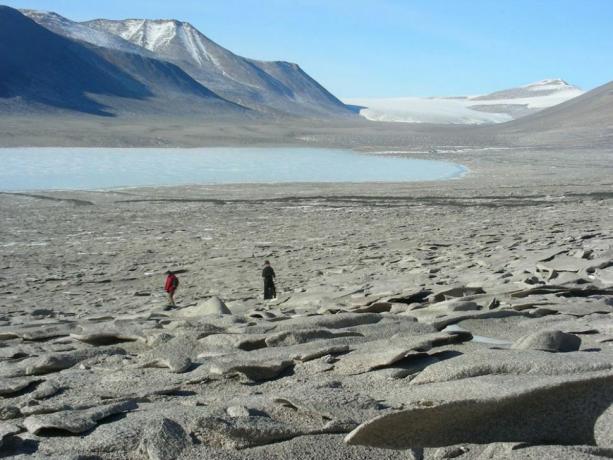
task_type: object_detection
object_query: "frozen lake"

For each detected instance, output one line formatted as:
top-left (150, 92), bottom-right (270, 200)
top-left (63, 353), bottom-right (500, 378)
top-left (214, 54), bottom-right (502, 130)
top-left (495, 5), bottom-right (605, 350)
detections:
top-left (0, 147), bottom-right (466, 191)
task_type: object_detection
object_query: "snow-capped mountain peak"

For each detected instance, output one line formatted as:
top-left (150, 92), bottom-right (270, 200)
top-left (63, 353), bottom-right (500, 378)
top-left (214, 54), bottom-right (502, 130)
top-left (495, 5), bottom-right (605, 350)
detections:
top-left (21, 9), bottom-right (155, 57)
top-left (83, 17), bottom-right (352, 116)
top-left (84, 19), bottom-right (221, 68)
top-left (18, 9), bottom-right (353, 118)
top-left (521, 78), bottom-right (577, 92)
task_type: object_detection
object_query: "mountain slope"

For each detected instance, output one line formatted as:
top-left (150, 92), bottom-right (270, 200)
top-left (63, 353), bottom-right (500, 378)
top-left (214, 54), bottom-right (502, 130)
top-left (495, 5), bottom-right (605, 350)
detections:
top-left (0, 7), bottom-right (247, 117)
top-left (495, 80), bottom-right (613, 146)
top-left (83, 18), bottom-right (353, 118)
top-left (345, 79), bottom-right (584, 125)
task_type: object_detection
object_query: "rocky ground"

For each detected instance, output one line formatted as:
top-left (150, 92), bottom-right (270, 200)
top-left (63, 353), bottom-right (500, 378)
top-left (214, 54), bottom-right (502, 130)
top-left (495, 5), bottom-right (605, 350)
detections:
top-left (0, 148), bottom-right (612, 459)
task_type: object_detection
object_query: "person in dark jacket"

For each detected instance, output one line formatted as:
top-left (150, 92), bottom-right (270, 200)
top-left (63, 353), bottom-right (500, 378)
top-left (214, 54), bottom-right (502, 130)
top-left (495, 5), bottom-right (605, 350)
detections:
top-left (164, 270), bottom-right (179, 307)
top-left (262, 261), bottom-right (276, 300)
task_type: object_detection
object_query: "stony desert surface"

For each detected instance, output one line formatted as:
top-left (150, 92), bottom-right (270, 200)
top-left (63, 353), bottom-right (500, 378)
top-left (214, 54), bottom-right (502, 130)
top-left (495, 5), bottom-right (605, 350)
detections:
top-left (1, 148), bottom-right (612, 459)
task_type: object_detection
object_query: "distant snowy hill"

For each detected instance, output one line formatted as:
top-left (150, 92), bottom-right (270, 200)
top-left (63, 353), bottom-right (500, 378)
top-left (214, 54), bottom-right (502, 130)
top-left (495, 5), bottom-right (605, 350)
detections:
top-left (81, 17), bottom-right (353, 118)
top-left (346, 79), bottom-right (584, 125)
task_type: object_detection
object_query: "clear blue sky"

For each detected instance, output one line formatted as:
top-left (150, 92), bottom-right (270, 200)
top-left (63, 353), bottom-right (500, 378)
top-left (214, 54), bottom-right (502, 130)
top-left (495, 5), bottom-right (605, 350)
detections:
top-left (5, 0), bottom-right (613, 97)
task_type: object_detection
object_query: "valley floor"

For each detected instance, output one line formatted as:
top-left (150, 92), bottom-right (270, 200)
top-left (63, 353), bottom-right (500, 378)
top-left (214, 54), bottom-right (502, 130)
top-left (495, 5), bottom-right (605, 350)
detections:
top-left (0, 148), bottom-right (612, 458)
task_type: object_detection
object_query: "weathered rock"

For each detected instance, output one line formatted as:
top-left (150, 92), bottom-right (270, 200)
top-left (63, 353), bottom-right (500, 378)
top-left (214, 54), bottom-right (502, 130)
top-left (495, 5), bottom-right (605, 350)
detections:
top-left (179, 296), bottom-right (231, 317)
top-left (412, 349), bottom-right (613, 385)
top-left (70, 322), bottom-right (146, 345)
top-left (345, 372), bottom-right (613, 448)
top-left (2, 347), bottom-right (127, 377)
top-left (227, 405), bottom-right (251, 418)
top-left (139, 334), bottom-right (198, 373)
top-left (272, 313), bottom-right (383, 332)
top-left (200, 333), bottom-right (268, 351)
top-left (0, 377), bottom-right (41, 396)
top-left (30, 380), bottom-right (63, 400)
top-left (0, 405), bottom-right (21, 421)
top-left (334, 332), bottom-right (470, 375)
top-left (431, 285), bottom-right (485, 302)
top-left (512, 330), bottom-right (582, 352)
top-left (138, 418), bottom-right (190, 460)
top-left (210, 358), bottom-right (293, 381)
top-left (23, 400), bottom-right (138, 435)
top-left (192, 415), bottom-right (299, 449)
top-left (265, 329), bottom-right (361, 347)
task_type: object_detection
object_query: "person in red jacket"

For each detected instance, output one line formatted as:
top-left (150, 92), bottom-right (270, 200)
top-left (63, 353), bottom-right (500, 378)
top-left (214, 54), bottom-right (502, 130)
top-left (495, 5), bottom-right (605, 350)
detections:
top-left (164, 270), bottom-right (179, 307)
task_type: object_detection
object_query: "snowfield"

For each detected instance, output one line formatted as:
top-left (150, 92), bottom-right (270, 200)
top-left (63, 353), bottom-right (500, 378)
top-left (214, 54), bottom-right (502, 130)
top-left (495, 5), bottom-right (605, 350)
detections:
top-left (346, 79), bottom-right (584, 125)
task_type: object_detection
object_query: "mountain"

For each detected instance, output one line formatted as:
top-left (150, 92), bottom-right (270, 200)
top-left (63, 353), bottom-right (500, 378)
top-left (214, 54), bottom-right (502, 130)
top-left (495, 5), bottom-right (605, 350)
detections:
top-left (494, 80), bottom-right (613, 146)
top-left (81, 18), bottom-right (353, 118)
top-left (20, 9), bottom-right (155, 58)
top-left (0, 7), bottom-right (248, 117)
top-left (345, 79), bottom-right (584, 125)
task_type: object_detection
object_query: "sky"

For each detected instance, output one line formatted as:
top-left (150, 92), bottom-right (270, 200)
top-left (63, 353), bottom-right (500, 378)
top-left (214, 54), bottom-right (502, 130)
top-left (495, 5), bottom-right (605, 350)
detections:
top-left (4, 0), bottom-right (613, 98)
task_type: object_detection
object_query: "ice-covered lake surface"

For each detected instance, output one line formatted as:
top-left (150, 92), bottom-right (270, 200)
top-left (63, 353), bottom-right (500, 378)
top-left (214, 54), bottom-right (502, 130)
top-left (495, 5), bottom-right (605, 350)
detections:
top-left (0, 147), bottom-right (466, 191)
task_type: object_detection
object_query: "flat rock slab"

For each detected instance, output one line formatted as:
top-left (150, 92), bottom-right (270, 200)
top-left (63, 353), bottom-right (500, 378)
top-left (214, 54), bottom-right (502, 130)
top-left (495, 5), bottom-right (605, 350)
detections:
top-left (345, 372), bottom-right (613, 449)
top-left (200, 333), bottom-right (268, 351)
top-left (334, 332), bottom-right (470, 376)
top-left (265, 328), bottom-right (362, 347)
top-left (539, 301), bottom-right (612, 317)
top-left (226, 434), bottom-right (418, 460)
top-left (210, 357), bottom-right (294, 381)
top-left (271, 313), bottom-right (383, 333)
top-left (2, 347), bottom-right (126, 377)
top-left (23, 399), bottom-right (138, 435)
top-left (0, 377), bottom-right (41, 396)
top-left (411, 349), bottom-right (613, 385)
top-left (274, 385), bottom-right (386, 423)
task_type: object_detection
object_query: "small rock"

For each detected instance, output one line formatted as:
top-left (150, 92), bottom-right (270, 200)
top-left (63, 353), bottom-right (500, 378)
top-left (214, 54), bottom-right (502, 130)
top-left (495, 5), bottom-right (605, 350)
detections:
top-left (226, 405), bottom-right (251, 418)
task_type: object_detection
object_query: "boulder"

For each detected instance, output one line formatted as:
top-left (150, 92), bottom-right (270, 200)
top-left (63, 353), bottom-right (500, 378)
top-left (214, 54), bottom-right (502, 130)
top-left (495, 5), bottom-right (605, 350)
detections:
top-left (178, 297), bottom-right (231, 317)
top-left (512, 330), bottom-right (582, 352)
top-left (138, 418), bottom-right (190, 460)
